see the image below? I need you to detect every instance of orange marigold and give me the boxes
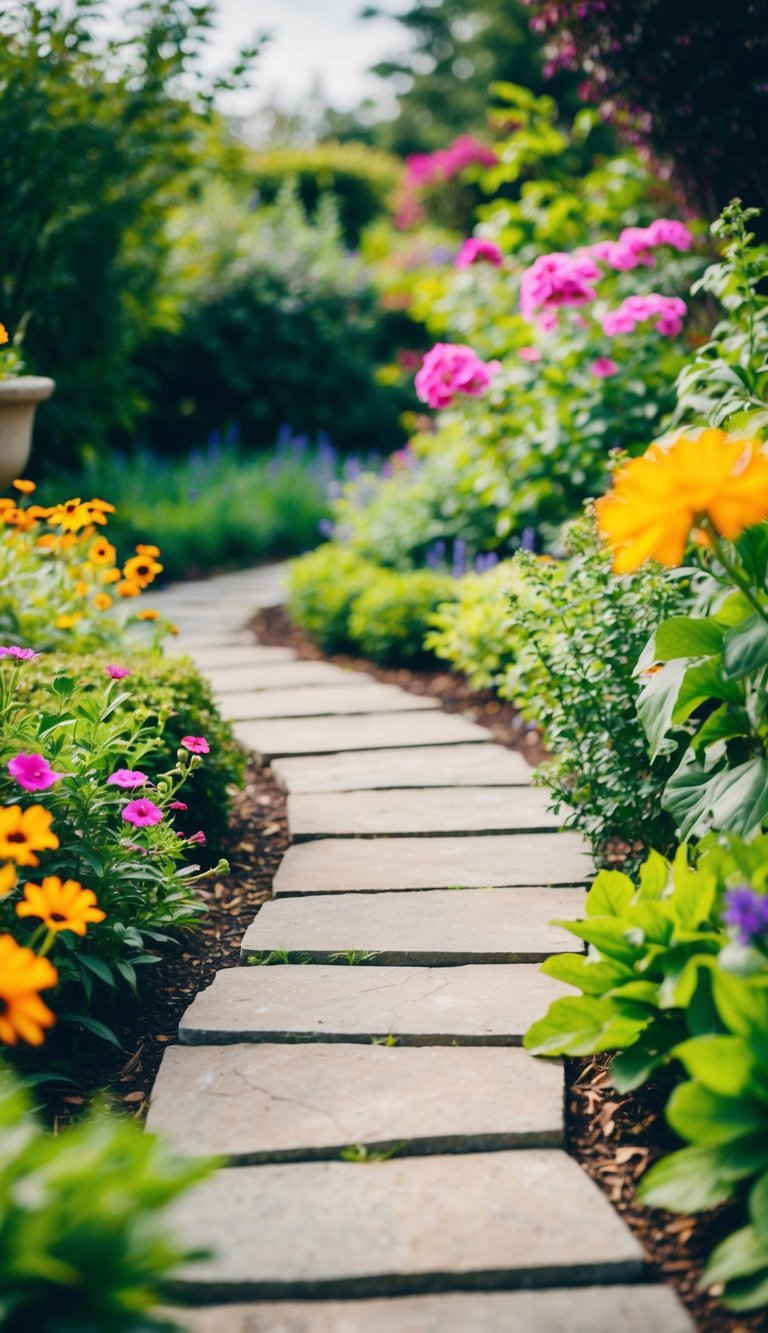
[0,934,57,1045]
[595,429,768,574]
[0,804,59,867]
[17,876,106,936]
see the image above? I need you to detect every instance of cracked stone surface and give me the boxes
[174,1287,694,1332]
[208,663,375,694]
[235,712,492,762]
[240,887,585,965]
[179,964,569,1046]
[287,788,566,840]
[218,685,440,722]
[146,1043,564,1160]
[169,1151,644,1299]
[273,833,591,896]
[272,744,532,793]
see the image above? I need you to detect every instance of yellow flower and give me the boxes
[74,581,89,598]
[51,499,106,533]
[136,543,161,557]
[89,498,116,514]
[0,805,59,867]
[0,934,57,1046]
[595,430,768,574]
[36,533,58,550]
[0,324,8,347]
[123,554,163,587]
[136,608,160,621]
[16,876,106,937]
[0,863,17,897]
[12,479,35,494]
[93,592,113,611]
[56,613,83,629]
[117,578,142,598]
[89,537,116,566]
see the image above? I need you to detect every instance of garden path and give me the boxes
[146,566,693,1332]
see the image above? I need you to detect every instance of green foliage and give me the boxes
[140,181,410,455]
[0,1067,212,1331]
[425,560,523,690]
[287,545,378,655]
[349,568,456,666]
[250,141,402,245]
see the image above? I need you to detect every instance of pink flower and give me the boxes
[181,735,210,755]
[415,343,501,410]
[602,294,686,338]
[108,769,149,789]
[645,218,694,251]
[518,346,542,363]
[7,753,63,792]
[122,797,163,828]
[406,135,497,189]
[170,800,188,811]
[188,830,207,846]
[455,238,503,269]
[105,665,131,680]
[590,357,620,378]
[520,252,600,324]
[0,646,38,661]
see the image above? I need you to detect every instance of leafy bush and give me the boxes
[0,1067,212,1331]
[349,568,456,666]
[426,560,524,690]
[250,141,402,245]
[287,545,378,655]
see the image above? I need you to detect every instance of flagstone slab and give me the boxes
[237,713,493,762]
[147,1043,564,1161]
[218,685,440,722]
[169,1150,644,1299]
[288,787,564,840]
[272,833,591,897]
[174,633,256,650]
[240,887,584,965]
[180,964,568,1046]
[185,645,297,669]
[175,1286,694,1332]
[272,744,532,793]
[209,662,375,693]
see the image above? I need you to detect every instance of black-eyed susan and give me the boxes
[136,543,161,557]
[123,554,163,587]
[0,804,59,866]
[101,567,122,584]
[16,876,106,936]
[0,324,9,347]
[0,934,57,1045]
[117,578,142,598]
[89,536,116,566]
[0,863,16,896]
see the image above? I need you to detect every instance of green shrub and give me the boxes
[287,545,377,654]
[250,141,402,245]
[349,568,457,666]
[0,1067,212,1332]
[426,560,525,690]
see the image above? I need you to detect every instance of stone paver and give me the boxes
[240,887,584,965]
[208,662,375,693]
[218,685,440,722]
[147,1043,564,1160]
[184,644,297,669]
[174,1287,694,1332]
[272,744,532,793]
[273,833,591,896]
[288,787,564,840]
[179,964,569,1046]
[169,1151,644,1299]
[235,712,492,762]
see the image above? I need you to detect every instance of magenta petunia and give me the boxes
[455,237,503,270]
[105,664,132,680]
[170,800,188,811]
[122,797,163,828]
[107,769,149,789]
[181,736,210,755]
[0,646,39,661]
[7,753,63,792]
[519,251,599,325]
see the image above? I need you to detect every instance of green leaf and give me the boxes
[674,1035,756,1097]
[672,655,743,720]
[666,1080,766,1147]
[610,1043,664,1093]
[638,1145,745,1212]
[52,675,76,697]
[637,850,669,900]
[713,972,768,1039]
[723,613,768,679]
[664,753,768,840]
[78,956,116,987]
[653,615,725,660]
[555,917,640,963]
[750,1172,768,1246]
[58,1013,123,1048]
[702,1224,768,1286]
[692,702,752,753]
[542,952,636,995]
[585,869,635,917]
[637,658,689,760]
[523,995,649,1057]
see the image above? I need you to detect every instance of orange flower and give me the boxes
[136,608,160,621]
[12,479,35,494]
[36,533,58,550]
[89,498,116,514]
[136,544,161,557]
[117,578,141,598]
[101,567,122,585]
[0,498,15,511]
[26,505,53,521]
[74,581,89,598]
[123,554,163,587]
[0,805,59,867]
[89,537,116,566]
[16,876,106,937]
[56,613,82,629]
[0,324,8,347]
[93,592,113,611]
[0,934,57,1045]
[0,863,17,897]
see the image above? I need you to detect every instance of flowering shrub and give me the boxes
[414,343,501,410]
[395,134,499,231]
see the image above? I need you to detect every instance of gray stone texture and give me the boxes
[209,662,375,693]
[184,644,297,669]
[240,886,585,965]
[273,833,591,896]
[169,1151,644,1299]
[218,685,439,721]
[288,787,565,840]
[147,1043,564,1160]
[179,964,569,1046]
[272,744,532,793]
[236,712,492,762]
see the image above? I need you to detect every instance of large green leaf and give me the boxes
[637,658,690,760]
[723,613,768,680]
[638,1144,743,1212]
[692,702,753,753]
[702,1224,768,1286]
[541,952,636,995]
[523,995,649,1056]
[674,1035,756,1097]
[653,615,726,660]
[663,753,768,839]
[666,1080,766,1147]
[585,869,635,917]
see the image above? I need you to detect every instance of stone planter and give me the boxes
[0,377,55,490]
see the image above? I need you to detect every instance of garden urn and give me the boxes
[0,377,55,489]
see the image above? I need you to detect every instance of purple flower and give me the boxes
[122,797,164,828]
[723,886,768,946]
[0,646,39,661]
[7,753,63,792]
[108,769,149,789]
[105,665,132,680]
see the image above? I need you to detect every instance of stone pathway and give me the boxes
[145,567,694,1331]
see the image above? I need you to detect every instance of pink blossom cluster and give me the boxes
[405,136,498,189]
[520,252,600,326]
[602,293,687,337]
[455,238,504,270]
[415,343,501,410]
[586,218,694,271]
